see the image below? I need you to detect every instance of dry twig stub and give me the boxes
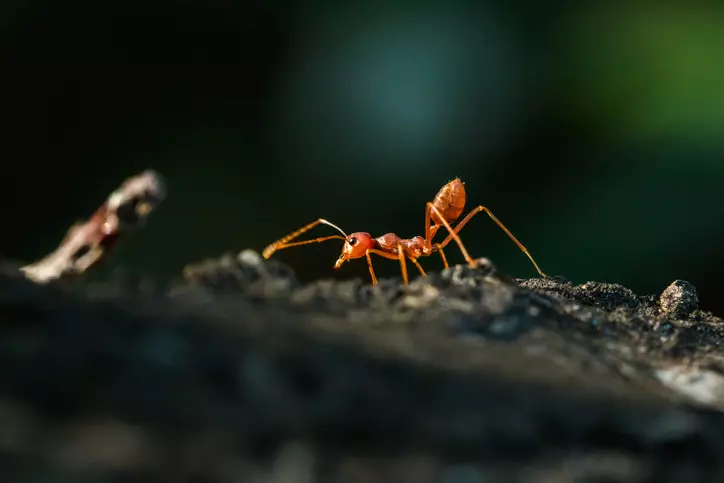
[21,170,166,284]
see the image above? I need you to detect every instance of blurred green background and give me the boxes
[2,2,724,312]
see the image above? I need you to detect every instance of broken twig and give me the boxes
[21,170,166,284]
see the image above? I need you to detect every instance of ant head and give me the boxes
[335,232,373,268]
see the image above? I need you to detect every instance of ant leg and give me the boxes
[365,248,412,285]
[396,243,409,285]
[423,202,434,251]
[438,206,547,277]
[411,259,426,277]
[435,244,449,268]
[422,204,451,268]
[263,218,346,259]
[364,252,378,284]
[427,202,478,268]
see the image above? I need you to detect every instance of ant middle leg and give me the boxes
[396,243,409,285]
[438,206,547,277]
[410,259,426,277]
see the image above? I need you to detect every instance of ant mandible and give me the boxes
[262,178,547,285]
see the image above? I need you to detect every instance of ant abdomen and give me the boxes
[431,178,466,225]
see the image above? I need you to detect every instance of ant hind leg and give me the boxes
[435,244,449,268]
[426,202,478,268]
[437,206,547,278]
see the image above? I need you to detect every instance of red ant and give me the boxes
[262,178,547,285]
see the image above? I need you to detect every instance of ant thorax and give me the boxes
[375,233,426,259]
[374,233,403,251]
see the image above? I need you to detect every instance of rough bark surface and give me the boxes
[2,251,724,482]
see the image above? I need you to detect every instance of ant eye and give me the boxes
[348,237,357,246]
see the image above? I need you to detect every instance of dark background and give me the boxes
[3,2,724,313]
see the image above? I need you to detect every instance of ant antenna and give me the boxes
[262,218,347,259]
[319,219,347,237]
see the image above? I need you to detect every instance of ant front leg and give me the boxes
[364,252,378,284]
[365,248,410,285]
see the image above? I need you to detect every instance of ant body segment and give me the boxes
[262,178,547,285]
